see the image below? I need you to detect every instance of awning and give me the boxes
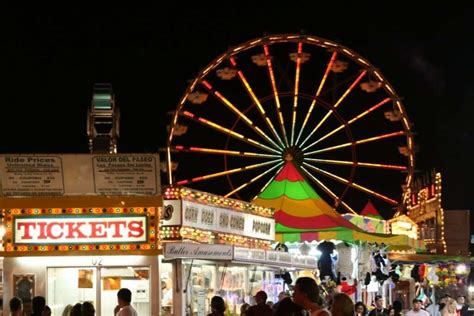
[388,253,473,264]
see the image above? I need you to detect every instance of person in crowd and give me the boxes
[9,297,23,316]
[42,306,51,316]
[31,296,46,316]
[369,295,389,316]
[391,300,403,316]
[82,302,95,316]
[292,277,329,316]
[440,298,458,316]
[331,293,354,316]
[61,304,73,316]
[456,296,469,316]
[406,299,429,316]
[438,294,450,312]
[70,303,82,316]
[246,291,273,316]
[115,288,137,316]
[240,302,250,316]
[355,301,368,316]
[273,297,305,316]
[208,296,226,316]
[161,279,173,306]
[272,291,289,312]
[425,297,441,316]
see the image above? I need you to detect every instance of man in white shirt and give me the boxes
[115,288,138,316]
[425,297,441,316]
[406,299,429,316]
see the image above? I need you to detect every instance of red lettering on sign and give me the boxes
[17,222,36,239]
[65,222,87,238]
[47,222,64,239]
[108,221,126,238]
[38,222,48,239]
[89,222,107,238]
[15,217,146,242]
[128,221,144,238]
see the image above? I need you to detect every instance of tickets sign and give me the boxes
[14,215,148,244]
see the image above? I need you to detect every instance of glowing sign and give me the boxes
[14,215,147,244]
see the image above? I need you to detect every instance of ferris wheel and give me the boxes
[166,34,415,214]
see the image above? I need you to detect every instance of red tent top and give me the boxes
[360,200,383,219]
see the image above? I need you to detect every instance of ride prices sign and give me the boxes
[0,154,160,197]
[14,215,147,244]
[0,156,64,196]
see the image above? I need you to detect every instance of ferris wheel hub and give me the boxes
[283,146,303,166]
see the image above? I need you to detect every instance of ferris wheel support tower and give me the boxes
[87,83,120,154]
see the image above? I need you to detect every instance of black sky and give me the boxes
[2,5,473,222]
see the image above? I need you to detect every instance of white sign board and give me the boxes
[0,156,64,196]
[180,200,275,240]
[161,200,182,226]
[14,215,148,244]
[164,242,233,260]
[92,155,158,195]
[233,246,266,262]
[265,250,318,269]
[0,154,160,196]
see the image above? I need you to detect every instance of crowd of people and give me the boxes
[209,277,339,316]
[6,287,138,316]
[4,281,470,316]
[208,277,471,316]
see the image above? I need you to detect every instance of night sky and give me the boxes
[3,5,473,226]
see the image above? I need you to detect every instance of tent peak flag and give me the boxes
[360,200,383,219]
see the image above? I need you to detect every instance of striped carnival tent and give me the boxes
[342,200,386,234]
[253,161,424,250]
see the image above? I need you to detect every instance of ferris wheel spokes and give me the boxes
[306,98,392,150]
[298,70,368,149]
[295,51,338,146]
[200,80,284,151]
[179,110,280,154]
[168,34,415,211]
[290,42,304,146]
[225,161,284,198]
[169,145,280,158]
[263,44,289,147]
[300,166,357,215]
[304,158,407,171]
[304,130,405,156]
[229,57,285,148]
[302,162,398,205]
[176,159,281,186]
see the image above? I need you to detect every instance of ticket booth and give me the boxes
[1,196,161,316]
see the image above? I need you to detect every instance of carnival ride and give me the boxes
[87,83,120,154]
[166,34,415,215]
